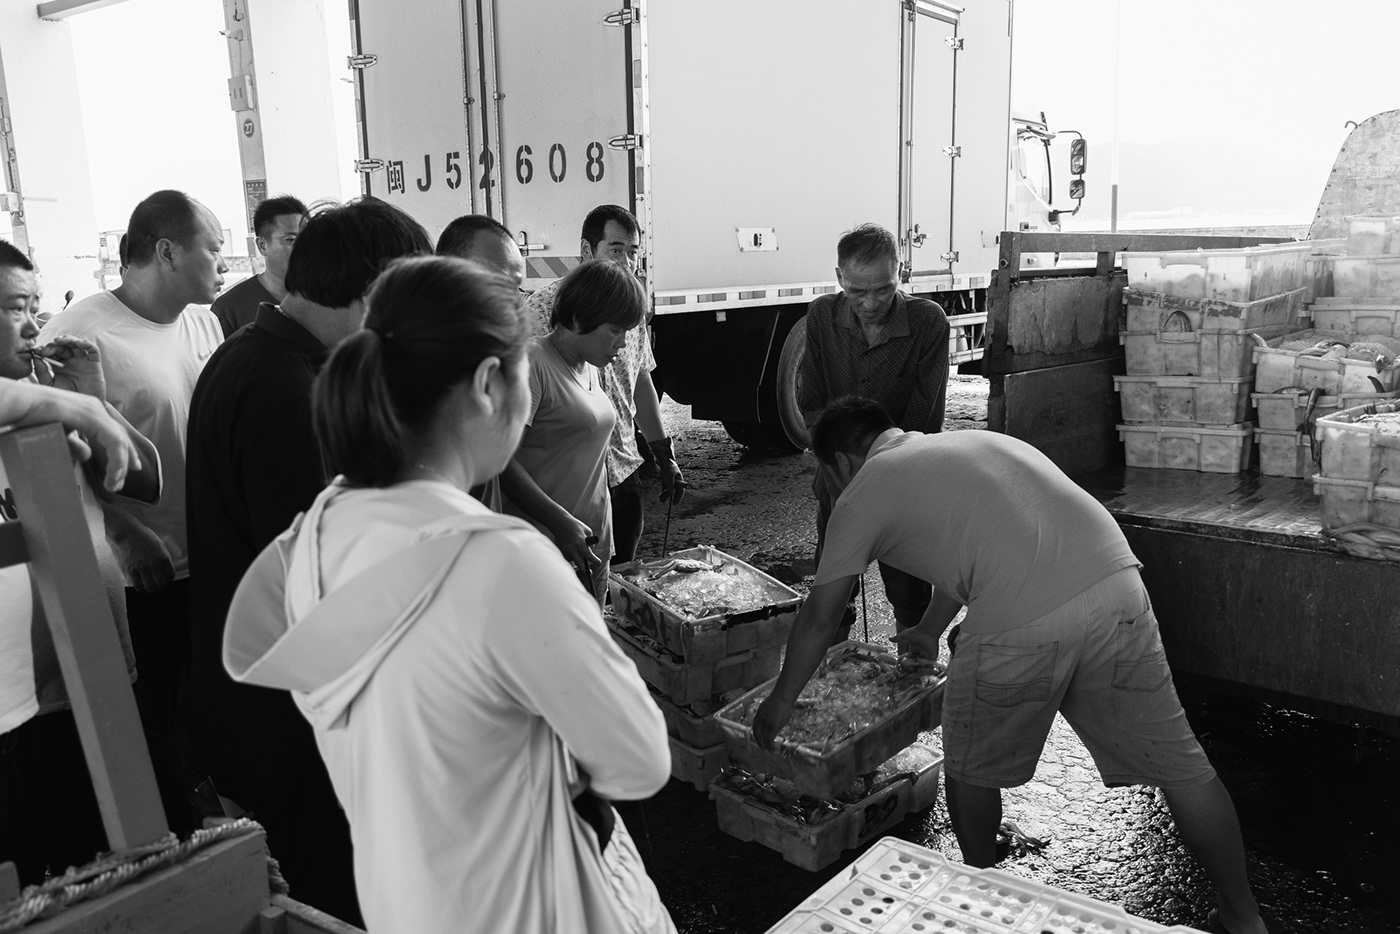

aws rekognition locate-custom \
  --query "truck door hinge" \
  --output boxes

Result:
[354,158,386,173]
[942,145,962,158]
[347,53,379,69]
[603,8,639,26]
[945,36,964,50]
[940,250,959,264]
[608,133,643,151]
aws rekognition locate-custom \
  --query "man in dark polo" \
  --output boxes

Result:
[184,198,431,924]
[211,195,309,338]
[797,223,950,640]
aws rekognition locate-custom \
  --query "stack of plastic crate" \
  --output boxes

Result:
[1310,399,1400,559]
[1117,242,1316,473]
[762,836,1208,933]
[708,643,946,871]
[1252,218,1400,477]
[606,546,801,790]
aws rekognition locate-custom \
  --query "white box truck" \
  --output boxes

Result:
[347,0,1083,447]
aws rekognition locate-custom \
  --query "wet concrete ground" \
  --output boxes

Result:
[619,377,1400,934]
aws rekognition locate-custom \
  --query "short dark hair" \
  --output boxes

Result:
[253,195,309,240]
[811,396,896,466]
[436,214,513,258]
[0,239,33,273]
[125,190,202,267]
[313,256,529,487]
[283,197,432,308]
[581,204,638,252]
[550,260,646,334]
[837,223,899,271]
[117,233,129,268]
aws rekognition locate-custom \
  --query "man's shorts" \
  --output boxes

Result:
[942,567,1216,790]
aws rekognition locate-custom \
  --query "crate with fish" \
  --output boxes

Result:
[1252,329,1400,395]
[1119,319,1286,379]
[1313,401,1400,484]
[1251,387,1399,431]
[1113,374,1254,425]
[762,836,1207,934]
[1122,242,1315,302]
[608,618,783,707]
[1308,298,1400,339]
[1311,475,1400,534]
[669,734,730,791]
[609,546,802,664]
[1122,287,1308,335]
[714,642,945,800]
[710,744,942,872]
[1117,423,1254,474]
[648,685,734,748]
[1254,427,1317,479]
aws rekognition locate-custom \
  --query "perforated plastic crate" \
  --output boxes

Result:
[710,746,942,871]
[609,546,800,663]
[715,642,945,800]
[1251,388,1399,431]
[609,619,782,707]
[1252,342,1400,395]
[669,735,728,791]
[1122,243,1314,302]
[1123,287,1308,333]
[763,837,1207,934]
[1118,423,1254,474]
[1313,401,1400,484]
[1114,374,1253,425]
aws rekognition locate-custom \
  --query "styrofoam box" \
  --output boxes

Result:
[1313,401,1400,484]
[1114,375,1253,425]
[1347,215,1398,256]
[1255,427,1317,479]
[1123,287,1308,333]
[1122,242,1314,302]
[1331,255,1400,298]
[1312,476,1400,531]
[1308,300,1400,338]
[1120,325,1284,378]
[1251,389,1400,431]
[711,746,943,872]
[669,735,728,792]
[763,837,1207,934]
[1253,344,1400,395]
[1118,423,1254,473]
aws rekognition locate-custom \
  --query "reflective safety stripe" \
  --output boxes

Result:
[524,255,580,280]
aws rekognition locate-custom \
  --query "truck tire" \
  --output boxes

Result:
[775,318,810,450]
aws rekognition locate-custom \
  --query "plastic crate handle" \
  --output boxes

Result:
[1156,310,1198,344]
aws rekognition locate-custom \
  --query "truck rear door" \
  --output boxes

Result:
[901,0,959,277]
[350,0,478,239]
[488,2,640,284]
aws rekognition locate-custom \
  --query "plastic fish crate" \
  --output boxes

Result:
[1331,256,1400,298]
[1119,323,1284,378]
[1114,374,1253,425]
[1312,476,1400,531]
[669,735,729,791]
[1255,427,1317,479]
[763,837,1206,934]
[649,686,727,748]
[1308,300,1400,338]
[1122,286,1308,333]
[609,545,801,664]
[1313,401,1400,484]
[710,747,943,872]
[1122,242,1315,302]
[1251,388,1399,431]
[609,619,783,707]
[714,642,945,800]
[1117,423,1254,474]
[1252,342,1400,395]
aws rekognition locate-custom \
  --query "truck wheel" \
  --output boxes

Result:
[775,319,810,450]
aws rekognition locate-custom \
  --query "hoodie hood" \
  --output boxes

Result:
[223,481,533,731]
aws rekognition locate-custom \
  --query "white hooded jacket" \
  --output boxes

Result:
[223,479,671,933]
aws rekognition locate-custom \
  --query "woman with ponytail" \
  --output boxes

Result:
[221,256,674,933]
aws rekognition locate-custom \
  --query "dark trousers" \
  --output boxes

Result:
[212,750,363,927]
[814,464,933,639]
[0,710,109,885]
[126,579,195,836]
[610,468,646,565]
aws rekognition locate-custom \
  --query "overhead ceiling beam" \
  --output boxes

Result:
[36,0,132,21]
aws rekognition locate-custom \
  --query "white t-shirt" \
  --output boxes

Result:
[39,292,222,579]
[0,453,137,735]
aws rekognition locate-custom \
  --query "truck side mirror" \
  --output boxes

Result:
[1069,178,1086,200]
[1070,139,1087,175]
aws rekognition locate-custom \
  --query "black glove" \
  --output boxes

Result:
[649,437,687,504]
